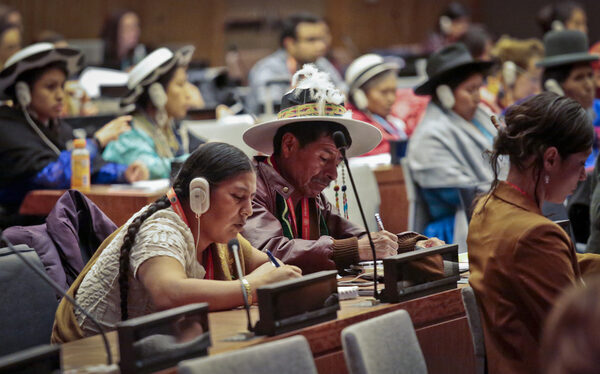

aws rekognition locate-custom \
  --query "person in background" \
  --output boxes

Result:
[34,30,68,48]
[481,36,544,114]
[407,43,496,246]
[242,65,443,274]
[457,24,494,61]
[102,46,196,179]
[468,92,600,374]
[422,2,470,54]
[0,16,20,69]
[52,142,302,342]
[0,4,22,32]
[345,53,407,157]
[247,12,344,115]
[0,43,148,226]
[540,276,600,374]
[538,30,599,247]
[100,9,146,71]
[537,1,587,36]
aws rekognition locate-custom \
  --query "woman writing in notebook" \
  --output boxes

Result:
[52,142,302,342]
[467,92,600,374]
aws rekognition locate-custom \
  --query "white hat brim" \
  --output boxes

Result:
[243,116,382,158]
[0,45,84,100]
[121,45,195,106]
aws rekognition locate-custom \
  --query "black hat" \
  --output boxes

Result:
[536,30,598,68]
[414,43,493,96]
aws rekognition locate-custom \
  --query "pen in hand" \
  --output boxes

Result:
[374,213,385,231]
[266,249,281,267]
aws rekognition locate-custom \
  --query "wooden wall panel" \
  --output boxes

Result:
[0,0,225,65]
[0,0,492,66]
[325,0,480,55]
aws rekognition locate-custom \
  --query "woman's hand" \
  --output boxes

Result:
[124,160,149,182]
[358,230,398,260]
[94,115,132,147]
[246,264,302,290]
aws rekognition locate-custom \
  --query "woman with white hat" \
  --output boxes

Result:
[345,54,407,157]
[406,42,496,246]
[0,43,148,219]
[102,46,196,179]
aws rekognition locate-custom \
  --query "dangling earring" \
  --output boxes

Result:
[333,180,341,214]
[544,175,550,184]
[341,165,348,219]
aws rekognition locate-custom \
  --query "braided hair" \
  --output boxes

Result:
[118,142,254,321]
[483,91,592,208]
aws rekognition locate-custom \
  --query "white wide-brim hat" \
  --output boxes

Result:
[243,64,382,158]
[121,45,195,106]
[0,42,84,100]
[345,53,401,92]
[244,113,382,158]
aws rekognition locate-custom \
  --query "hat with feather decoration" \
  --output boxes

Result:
[243,64,382,157]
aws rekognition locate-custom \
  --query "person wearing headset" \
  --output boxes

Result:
[52,142,302,342]
[422,2,471,54]
[537,1,587,36]
[538,30,599,169]
[480,36,544,114]
[406,43,497,247]
[102,46,199,180]
[344,54,407,157]
[0,43,148,225]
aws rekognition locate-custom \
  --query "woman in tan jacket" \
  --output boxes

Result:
[468,92,600,374]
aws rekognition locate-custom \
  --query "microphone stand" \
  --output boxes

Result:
[333,132,380,301]
[228,239,254,335]
[0,229,114,366]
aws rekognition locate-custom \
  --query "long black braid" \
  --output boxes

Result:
[118,194,172,321]
[117,142,254,321]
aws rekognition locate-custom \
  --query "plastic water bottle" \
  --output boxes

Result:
[71,138,90,191]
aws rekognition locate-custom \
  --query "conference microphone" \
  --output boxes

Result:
[0,228,116,368]
[332,131,380,301]
[227,238,254,333]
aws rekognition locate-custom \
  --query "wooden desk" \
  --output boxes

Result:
[374,164,408,234]
[19,186,167,226]
[62,288,475,374]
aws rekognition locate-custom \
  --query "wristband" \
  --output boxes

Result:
[241,278,253,305]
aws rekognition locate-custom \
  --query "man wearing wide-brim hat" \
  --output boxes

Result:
[241,65,443,273]
[406,42,497,249]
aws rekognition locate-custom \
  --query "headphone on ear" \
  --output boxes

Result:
[351,88,369,111]
[502,61,518,88]
[15,81,31,107]
[544,79,565,96]
[439,15,453,36]
[189,177,210,215]
[148,82,167,109]
[436,84,455,109]
[551,19,565,31]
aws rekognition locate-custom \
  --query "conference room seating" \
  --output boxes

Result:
[0,245,58,357]
[341,309,428,374]
[461,286,487,374]
[117,303,211,374]
[177,335,318,374]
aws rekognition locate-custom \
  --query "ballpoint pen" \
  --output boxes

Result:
[265,249,281,267]
[374,213,384,231]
